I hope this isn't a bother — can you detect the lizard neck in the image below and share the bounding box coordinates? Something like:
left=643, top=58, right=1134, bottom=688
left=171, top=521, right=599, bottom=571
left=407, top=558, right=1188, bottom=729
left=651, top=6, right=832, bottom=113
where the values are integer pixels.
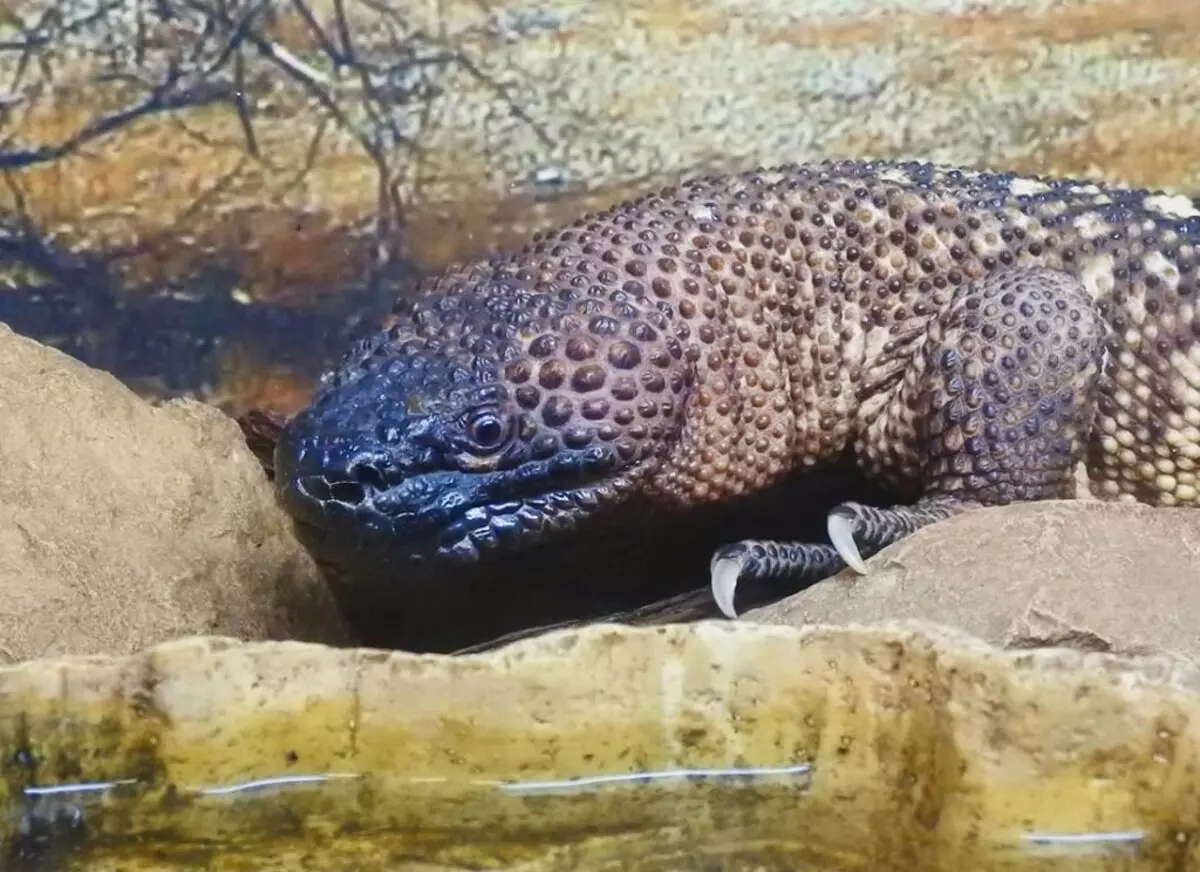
left=624, top=176, right=867, bottom=506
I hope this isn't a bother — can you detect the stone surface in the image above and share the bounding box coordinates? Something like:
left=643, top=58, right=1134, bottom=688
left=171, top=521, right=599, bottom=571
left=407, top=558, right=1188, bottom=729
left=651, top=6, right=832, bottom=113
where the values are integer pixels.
left=0, top=323, right=352, bottom=662
left=2, top=622, right=1200, bottom=868
left=745, top=500, right=1200, bottom=659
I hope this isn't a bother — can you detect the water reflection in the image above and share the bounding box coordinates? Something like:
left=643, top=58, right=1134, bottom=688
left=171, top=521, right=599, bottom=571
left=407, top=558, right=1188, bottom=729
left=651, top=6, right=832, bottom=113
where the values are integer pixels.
left=22, top=779, right=137, bottom=797
left=497, top=762, right=814, bottom=795
left=5, top=764, right=1171, bottom=869
left=1019, top=829, right=1145, bottom=857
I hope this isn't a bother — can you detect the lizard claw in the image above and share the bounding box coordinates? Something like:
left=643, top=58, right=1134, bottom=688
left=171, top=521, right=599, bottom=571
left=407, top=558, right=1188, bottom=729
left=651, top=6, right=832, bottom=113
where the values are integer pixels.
left=709, top=510, right=883, bottom=619
left=710, top=552, right=744, bottom=619
left=708, top=539, right=846, bottom=619
left=827, top=511, right=869, bottom=575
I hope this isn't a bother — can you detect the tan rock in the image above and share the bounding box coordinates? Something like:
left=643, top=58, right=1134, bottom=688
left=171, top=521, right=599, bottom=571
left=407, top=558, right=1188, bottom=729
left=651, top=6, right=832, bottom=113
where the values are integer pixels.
left=2, top=622, right=1200, bottom=868
left=0, top=324, right=352, bottom=661
left=745, top=500, right=1200, bottom=659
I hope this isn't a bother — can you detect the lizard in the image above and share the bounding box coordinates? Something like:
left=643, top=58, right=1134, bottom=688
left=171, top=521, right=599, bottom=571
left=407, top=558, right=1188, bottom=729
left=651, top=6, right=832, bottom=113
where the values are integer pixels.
left=270, top=158, right=1200, bottom=620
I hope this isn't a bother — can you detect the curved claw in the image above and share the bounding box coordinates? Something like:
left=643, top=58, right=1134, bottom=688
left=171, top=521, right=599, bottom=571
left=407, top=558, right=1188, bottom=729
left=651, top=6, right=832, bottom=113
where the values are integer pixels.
left=710, top=553, right=744, bottom=619
left=827, top=512, right=869, bottom=575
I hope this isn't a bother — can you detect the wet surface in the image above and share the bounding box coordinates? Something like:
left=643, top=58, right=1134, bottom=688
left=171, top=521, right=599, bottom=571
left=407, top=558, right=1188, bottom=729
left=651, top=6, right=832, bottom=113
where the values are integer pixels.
left=2, top=763, right=1166, bottom=871
left=0, top=245, right=414, bottom=417
left=0, top=693, right=1192, bottom=871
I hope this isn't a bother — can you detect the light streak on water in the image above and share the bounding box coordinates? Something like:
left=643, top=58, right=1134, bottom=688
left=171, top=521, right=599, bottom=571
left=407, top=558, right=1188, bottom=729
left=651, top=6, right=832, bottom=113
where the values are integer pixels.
left=192, top=773, right=363, bottom=796
left=498, top=762, right=814, bottom=795
left=1019, top=829, right=1145, bottom=857
left=24, top=779, right=138, bottom=797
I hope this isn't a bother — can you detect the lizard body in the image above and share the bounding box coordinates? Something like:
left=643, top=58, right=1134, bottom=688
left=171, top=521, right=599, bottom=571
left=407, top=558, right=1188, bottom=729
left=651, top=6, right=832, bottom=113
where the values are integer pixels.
left=273, top=158, right=1200, bottom=617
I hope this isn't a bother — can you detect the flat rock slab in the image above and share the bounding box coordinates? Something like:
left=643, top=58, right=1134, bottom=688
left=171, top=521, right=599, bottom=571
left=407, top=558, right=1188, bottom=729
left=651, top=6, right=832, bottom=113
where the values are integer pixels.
left=745, top=500, right=1200, bottom=659
left=0, top=323, right=352, bottom=662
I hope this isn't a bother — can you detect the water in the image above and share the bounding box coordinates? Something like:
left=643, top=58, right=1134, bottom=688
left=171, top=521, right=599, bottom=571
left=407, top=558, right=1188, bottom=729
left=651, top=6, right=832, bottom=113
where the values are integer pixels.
left=2, top=756, right=1192, bottom=870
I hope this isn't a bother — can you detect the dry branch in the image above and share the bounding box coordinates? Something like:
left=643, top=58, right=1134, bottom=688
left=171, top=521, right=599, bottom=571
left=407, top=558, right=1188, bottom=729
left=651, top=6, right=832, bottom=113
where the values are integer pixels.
left=0, top=0, right=543, bottom=271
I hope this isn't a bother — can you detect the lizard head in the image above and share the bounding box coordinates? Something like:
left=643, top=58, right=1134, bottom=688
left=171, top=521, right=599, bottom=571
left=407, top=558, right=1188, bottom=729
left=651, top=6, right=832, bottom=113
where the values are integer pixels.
left=273, top=278, right=693, bottom=569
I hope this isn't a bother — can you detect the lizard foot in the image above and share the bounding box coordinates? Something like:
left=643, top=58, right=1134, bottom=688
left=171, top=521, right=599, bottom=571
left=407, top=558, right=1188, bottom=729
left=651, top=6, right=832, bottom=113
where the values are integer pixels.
left=709, top=540, right=842, bottom=619
left=708, top=496, right=965, bottom=618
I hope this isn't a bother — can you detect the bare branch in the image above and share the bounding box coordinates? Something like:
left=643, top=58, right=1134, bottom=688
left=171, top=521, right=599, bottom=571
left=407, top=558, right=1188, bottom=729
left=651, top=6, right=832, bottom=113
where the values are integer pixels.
left=0, top=78, right=232, bottom=169
left=0, top=0, right=552, bottom=284
left=231, top=43, right=259, bottom=157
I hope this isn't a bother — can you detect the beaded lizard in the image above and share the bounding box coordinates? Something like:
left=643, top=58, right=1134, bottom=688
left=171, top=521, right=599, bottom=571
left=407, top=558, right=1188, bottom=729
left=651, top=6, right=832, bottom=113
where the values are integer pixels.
left=272, top=158, right=1200, bottom=618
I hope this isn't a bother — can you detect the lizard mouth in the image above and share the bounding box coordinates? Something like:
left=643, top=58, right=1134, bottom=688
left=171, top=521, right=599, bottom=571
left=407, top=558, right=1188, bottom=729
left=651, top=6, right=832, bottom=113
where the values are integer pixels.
left=277, top=463, right=644, bottom=569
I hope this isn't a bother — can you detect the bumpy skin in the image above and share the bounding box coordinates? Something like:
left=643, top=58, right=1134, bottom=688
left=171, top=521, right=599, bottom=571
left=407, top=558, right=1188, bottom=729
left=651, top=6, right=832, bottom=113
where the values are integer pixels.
left=274, top=158, right=1200, bottom=615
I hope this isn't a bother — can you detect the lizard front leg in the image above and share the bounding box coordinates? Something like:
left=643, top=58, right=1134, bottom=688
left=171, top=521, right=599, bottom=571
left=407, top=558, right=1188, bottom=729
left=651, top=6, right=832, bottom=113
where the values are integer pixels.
left=711, top=266, right=1108, bottom=618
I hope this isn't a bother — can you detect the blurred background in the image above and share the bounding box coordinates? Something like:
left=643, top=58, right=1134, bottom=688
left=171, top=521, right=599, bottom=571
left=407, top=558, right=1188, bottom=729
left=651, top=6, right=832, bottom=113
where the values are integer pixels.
left=0, top=0, right=1196, bottom=419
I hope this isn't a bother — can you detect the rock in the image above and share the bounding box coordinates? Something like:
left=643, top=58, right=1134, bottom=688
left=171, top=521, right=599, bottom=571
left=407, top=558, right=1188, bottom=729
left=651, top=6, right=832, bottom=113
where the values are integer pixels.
left=0, top=323, right=352, bottom=662
left=744, top=499, right=1200, bottom=659
left=2, top=622, right=1200, bottom=868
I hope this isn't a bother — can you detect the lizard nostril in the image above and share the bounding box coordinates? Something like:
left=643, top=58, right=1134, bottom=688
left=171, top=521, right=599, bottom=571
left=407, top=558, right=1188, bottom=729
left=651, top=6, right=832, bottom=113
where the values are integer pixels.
left=348, top=461, right=388, bottom=491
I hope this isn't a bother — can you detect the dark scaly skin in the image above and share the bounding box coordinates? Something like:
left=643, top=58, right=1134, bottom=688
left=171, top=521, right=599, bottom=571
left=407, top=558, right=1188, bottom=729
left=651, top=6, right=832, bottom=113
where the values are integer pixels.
left=274, top=158, right=1200, bottom=617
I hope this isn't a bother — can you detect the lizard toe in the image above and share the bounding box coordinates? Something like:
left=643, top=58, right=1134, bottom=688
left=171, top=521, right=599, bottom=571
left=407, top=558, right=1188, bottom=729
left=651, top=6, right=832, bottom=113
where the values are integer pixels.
left=710, top=498, right=973, bottom=617
left=709, top=539, right=844, bottom=619
left=825, top=497, right=972, bottom=571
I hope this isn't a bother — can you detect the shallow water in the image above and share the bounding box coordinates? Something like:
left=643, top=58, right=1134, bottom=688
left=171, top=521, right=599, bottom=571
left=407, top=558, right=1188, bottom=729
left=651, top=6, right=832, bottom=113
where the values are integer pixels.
left=4, top=761, right=1188, bottom=871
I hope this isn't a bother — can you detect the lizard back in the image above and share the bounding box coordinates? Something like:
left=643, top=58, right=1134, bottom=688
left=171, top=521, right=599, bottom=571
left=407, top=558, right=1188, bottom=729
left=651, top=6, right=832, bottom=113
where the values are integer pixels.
left=405, top=159, right=1200, bottom=508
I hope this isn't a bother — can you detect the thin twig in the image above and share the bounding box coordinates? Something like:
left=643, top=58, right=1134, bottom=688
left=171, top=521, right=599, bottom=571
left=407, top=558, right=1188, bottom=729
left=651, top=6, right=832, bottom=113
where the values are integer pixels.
left=0, top=0, right=546, bottom=283
left=0, top=80, right=232, bottom=169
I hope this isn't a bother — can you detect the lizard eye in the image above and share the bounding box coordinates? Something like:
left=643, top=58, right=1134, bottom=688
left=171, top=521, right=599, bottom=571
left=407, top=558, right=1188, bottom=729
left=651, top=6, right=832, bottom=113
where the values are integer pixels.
left=464, top=409, right=510, bottom=453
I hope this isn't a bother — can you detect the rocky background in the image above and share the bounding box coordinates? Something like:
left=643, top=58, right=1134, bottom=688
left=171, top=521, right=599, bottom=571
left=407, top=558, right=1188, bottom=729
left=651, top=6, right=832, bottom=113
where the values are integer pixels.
left=0, top=0, right=1196, bottom=419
